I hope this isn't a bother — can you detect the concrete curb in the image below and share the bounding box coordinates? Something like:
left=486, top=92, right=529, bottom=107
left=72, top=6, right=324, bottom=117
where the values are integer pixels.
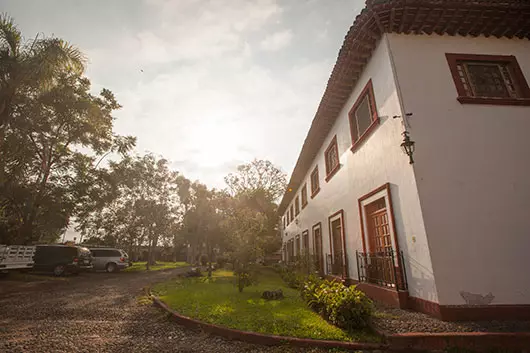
left=150, top=293, right=388, bottom=351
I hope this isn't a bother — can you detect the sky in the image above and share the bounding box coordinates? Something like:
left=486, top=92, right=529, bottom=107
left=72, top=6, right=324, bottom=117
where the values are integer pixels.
left=2, top=0, right=363, bottom=239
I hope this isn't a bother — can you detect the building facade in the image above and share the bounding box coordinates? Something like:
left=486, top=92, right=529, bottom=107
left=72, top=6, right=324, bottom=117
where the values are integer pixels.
left=279, top=0, right=530, bottom=321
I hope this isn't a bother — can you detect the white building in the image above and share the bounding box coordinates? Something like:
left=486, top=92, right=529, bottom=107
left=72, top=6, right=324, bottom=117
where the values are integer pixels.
left=279, top=0, right=530, bottom=321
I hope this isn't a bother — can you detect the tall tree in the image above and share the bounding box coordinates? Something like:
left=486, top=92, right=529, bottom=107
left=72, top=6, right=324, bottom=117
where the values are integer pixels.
left=224, top=159, right=287, bottom=201
left=0, top=69, right=133, bottom=244
left=77, top=153, right=181, bottom=269
left=0, top=13, right=85, bottom=165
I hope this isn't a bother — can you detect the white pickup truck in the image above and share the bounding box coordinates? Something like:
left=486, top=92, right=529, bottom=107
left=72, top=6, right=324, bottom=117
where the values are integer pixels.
left=0, top=245, right=36, bottom=273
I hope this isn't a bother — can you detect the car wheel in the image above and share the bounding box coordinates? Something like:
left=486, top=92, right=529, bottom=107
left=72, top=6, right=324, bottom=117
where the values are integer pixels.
left=53, top=265, right=66, bottom=277
left=106, top=263, right=117, bottom=273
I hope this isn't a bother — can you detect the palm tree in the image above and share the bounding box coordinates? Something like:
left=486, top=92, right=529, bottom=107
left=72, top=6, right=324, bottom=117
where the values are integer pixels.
left=0, top=13, right=86, bottom=178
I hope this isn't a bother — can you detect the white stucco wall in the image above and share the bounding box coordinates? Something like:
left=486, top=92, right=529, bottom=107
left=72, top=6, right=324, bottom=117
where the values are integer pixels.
left=282, top=35, right=438, bottom=303
left=388, top=33, right=530, bottom=306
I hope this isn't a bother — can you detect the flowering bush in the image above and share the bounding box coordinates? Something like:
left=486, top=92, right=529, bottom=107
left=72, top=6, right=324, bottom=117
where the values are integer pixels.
left=302, top=277, right=373, bottom=330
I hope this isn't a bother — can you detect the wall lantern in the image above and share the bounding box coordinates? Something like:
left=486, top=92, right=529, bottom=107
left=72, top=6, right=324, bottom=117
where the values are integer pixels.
left=400, top=130, right=416, bottom=164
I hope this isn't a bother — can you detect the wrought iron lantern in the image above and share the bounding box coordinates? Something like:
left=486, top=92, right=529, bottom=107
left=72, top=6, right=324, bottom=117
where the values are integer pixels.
left=400, top=131, right=415, bottom=164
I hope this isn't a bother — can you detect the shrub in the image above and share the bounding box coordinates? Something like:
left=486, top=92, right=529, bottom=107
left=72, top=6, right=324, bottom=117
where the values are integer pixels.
left=199, top=254, right=208, bottom=266
left=233, top=263, right=258, bottom=292
left=301, top=274, right=326, bottom=312
left=216, top=256, right=228, bottom=268
left=301, top=278, right=373, bottom=330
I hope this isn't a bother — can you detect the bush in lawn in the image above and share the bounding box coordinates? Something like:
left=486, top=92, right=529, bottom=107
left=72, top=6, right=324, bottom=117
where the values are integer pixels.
left=302, top=279, right=373, bottom=330
left=233, top=262, right=258, bottom=292
left=301, top=274, right=326, bottom=312
left=216, top=256, right=228, bottom=268
left=276, top=263, right=305, bottom=289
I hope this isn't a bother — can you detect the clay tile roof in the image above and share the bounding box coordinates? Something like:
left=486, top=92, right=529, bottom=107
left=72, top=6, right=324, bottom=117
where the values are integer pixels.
left=278, top=0, right=530, bottom=215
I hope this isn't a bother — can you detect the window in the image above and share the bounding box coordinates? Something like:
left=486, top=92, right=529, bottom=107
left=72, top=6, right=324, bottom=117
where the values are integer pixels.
left=302, top=230, right=309, bottom=256
left=288, top=239, right=294, bottom=262
left=290, top=205, right=294, bottom=223
left=348, top=80, right=379, bottom=151
left=295, top=235, right=301, bottom=257
left=295, top=196, right=300, bottom=215
left=324, top=135, right=340, bottom=181
left=446, top=53, right=530, bottom=106
left=310, top=166, right=320, bottom=198
left=328, top=210, right=348, bottom=278
left=282, top=216, right=285, bottom=229
left=301, top=184, right=308, bottom=209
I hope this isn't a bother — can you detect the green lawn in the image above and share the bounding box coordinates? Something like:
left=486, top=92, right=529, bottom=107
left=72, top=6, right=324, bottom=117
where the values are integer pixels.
left=152, top=267, right=379, bottom=342
left=124, top=261, right=189, bottom=272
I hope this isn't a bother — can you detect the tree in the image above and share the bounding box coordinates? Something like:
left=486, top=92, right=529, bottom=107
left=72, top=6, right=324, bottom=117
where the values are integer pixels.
left=221, top=159, right=287, bottom=291
left=0, top=69, right=133, bottom=244
left=0, top=14, right=85, bottom=172
left=224, top=159, right=287, bottom=201
left=77, top=153, right=181, bottom=270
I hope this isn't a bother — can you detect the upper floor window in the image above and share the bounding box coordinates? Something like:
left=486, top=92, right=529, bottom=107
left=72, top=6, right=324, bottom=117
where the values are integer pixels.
left=349, top=80, right=379, bottom=151
left=290, top=205, right=294, bottom=222
left=301, top=183, right=308, bottom=209
left=325, top=135, right=340, bottom=182
left=310, top=165, right=320, bottom=198
left=446, top=53, right=530, bottom=106
left=295, top=196, right=300, bottom=216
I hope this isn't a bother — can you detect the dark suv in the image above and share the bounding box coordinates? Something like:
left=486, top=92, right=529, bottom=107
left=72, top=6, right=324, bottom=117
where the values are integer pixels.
left=33, top=245, right=93, bottom=276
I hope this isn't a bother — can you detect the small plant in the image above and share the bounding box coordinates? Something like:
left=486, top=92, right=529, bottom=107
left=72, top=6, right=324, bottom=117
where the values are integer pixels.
left=233, top=263, right=257, bottom=292
left=300, top=277, right=373, bottom=330
left=216, top=256, right=228, bottom=268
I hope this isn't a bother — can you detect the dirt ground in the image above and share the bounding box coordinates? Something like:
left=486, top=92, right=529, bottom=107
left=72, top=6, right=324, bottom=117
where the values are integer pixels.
left=0, top=269, right=360, bottom=353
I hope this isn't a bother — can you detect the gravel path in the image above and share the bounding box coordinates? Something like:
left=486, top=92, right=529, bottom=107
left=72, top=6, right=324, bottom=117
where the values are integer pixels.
left=0, top=269, right=362, bottom=353
left=373, top=302, right=530, bottom=334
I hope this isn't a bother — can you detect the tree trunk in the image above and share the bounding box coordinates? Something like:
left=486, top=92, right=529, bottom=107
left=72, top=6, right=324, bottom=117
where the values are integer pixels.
left=149, top=235, right=159, bottom=266
left=207, top=240, right=212, bottom=278
left=145, top=232, right=151, bottom=271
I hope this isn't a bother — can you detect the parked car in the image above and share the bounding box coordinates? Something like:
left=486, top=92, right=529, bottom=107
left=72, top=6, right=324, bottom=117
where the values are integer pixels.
left=33, top=245, right=93, bottom=276
left=89, top=248, right=130, bottom=273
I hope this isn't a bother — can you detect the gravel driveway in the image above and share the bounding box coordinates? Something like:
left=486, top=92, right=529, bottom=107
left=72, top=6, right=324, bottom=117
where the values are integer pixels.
left=0, top=269, right=351, bottom=353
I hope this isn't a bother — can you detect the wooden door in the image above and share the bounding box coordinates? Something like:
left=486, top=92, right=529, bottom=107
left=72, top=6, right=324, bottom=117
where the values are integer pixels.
left=313, top=227, right=323, bottom=274
left=369, top=209, right=392, bottom=254
left=366, top=198, right=394, bottom=286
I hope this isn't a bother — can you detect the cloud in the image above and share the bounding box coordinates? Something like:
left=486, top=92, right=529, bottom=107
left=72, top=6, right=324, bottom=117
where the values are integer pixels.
left=259, top=29, right=293, bottom=52
left=79, top=0, right=350, bottom=189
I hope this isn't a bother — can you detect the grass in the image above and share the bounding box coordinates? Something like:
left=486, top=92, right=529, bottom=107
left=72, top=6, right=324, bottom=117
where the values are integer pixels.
left=124, top=261, right=189, bottom=272
left=152, top=267, right=380, bottom=342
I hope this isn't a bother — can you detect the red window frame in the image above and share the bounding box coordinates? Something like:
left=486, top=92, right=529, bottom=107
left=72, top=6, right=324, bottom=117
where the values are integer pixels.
left=348, top=79, right=379, bottom=153
left=324, top=135, right=340, bottom=182
left=446, top=53, right=530, bottom=106
left=310, top=165, right=320, bottom=198
left=301, top=183, right=308, bottom=209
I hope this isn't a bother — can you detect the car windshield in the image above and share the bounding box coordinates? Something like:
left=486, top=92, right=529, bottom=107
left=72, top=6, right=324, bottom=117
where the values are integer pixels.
left=79, top=247, right=91, bottom=257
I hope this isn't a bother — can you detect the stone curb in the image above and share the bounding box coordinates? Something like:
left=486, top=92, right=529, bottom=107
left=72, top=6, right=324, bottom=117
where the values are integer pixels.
left=150, top=293, right=388, bottom=351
